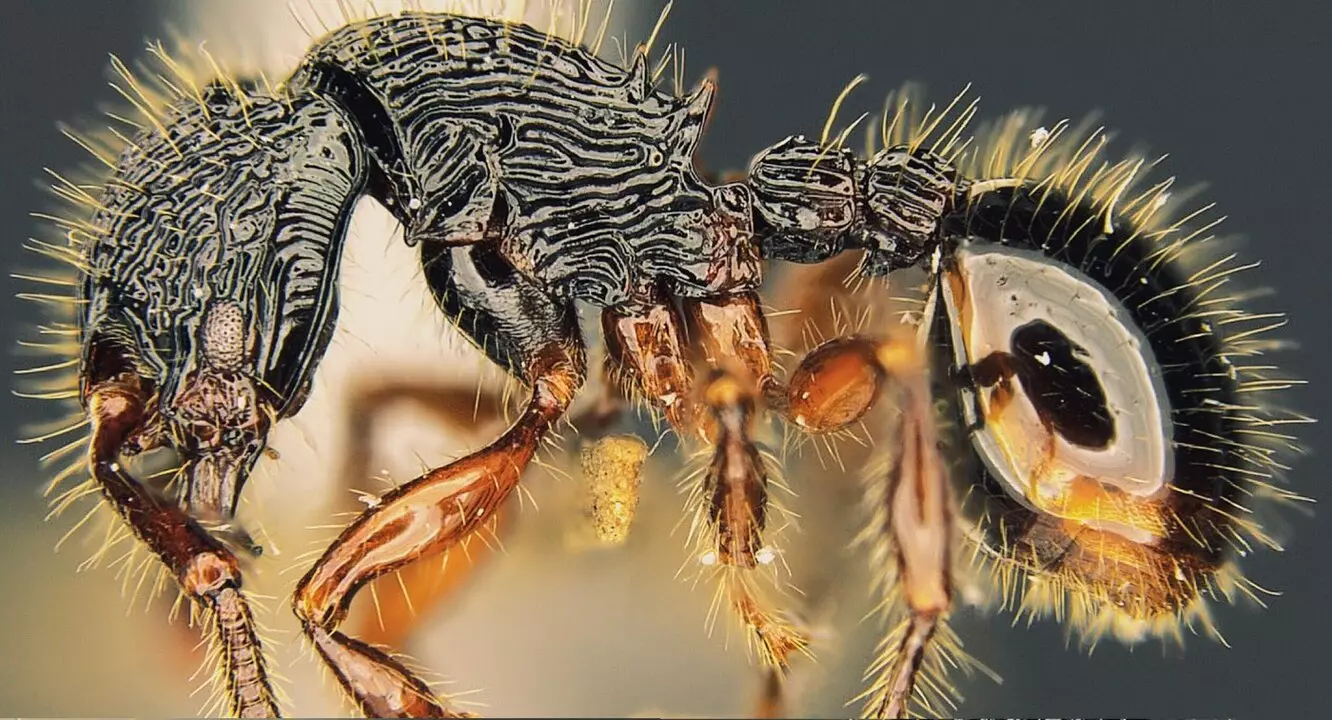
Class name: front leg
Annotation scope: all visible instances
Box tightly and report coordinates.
[294,242,586,718]
[86,364,279,718]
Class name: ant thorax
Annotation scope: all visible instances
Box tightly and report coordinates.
[288,14,759,306]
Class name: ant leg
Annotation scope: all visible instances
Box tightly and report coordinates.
[602,291,699,434]
[294,349,583,717]
[339,380,510,503]
[569,287,709,439]
[604,290,787,434]
[605,291,811,710]
[86,367,279,717]
[293,242,586,718]
[780,333,953,719]
[690,370,810,708]
[681,291,786,409]
[675,292,819,715]
[682,292,956,716]
[337,378,510,648]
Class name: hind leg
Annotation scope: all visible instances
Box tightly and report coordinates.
[672,288,954,718]
[776,329,954,719]
[604,290,812,713]
[293,243,585,717]
[684,296,815,715]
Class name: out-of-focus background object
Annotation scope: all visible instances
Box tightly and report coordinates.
[2,1,1329,718]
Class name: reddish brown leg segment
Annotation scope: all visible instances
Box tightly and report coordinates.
[676,289,954,716]
[700,372,771,569]
[602,295,697,433]
[688,370,810,716]
[872,337,952,719]
[339,379,509,501]
[669,294,815,714]
[783,334,952,718]
[680,293,957,717]
[606,291,788,438]
[293,348,584,718]
[682,292,781,405]
[88,377,279,718]
[336,378,510,648]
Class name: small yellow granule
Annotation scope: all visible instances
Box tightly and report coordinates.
[580,434,648,546]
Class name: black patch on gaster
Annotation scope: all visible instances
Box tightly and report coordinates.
[1010,319,1115,449]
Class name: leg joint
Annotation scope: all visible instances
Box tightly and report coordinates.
[180,549,242,600]
[291,577,335,630]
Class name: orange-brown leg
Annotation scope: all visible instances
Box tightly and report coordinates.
[601,292,699,434]
[693,370,810,667]
[682,291,785,411]
[603,290,786,437]
[292,345,584,718]
[672,295,813,715]
[336,378,511,648]
[338,379,510,501]
[781,333,953,719]
[681,291,955,717]
[86,371,279,717]
[616,290,913,715]
[604,290,812,713]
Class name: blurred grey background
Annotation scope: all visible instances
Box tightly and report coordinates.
[2,1,1329,718]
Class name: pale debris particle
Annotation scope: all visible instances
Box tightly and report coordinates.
[1029,126,1050,148]
[579,434,648,547]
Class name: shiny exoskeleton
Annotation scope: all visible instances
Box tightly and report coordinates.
[61,10,1297,720]
[85,14,754,520]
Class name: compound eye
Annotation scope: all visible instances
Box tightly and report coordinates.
[940,242,1174,543]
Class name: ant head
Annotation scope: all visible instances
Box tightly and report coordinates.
[77,81,366,519]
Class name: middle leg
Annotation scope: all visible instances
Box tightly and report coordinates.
[337,377,510,649]
[293,243,586,718]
